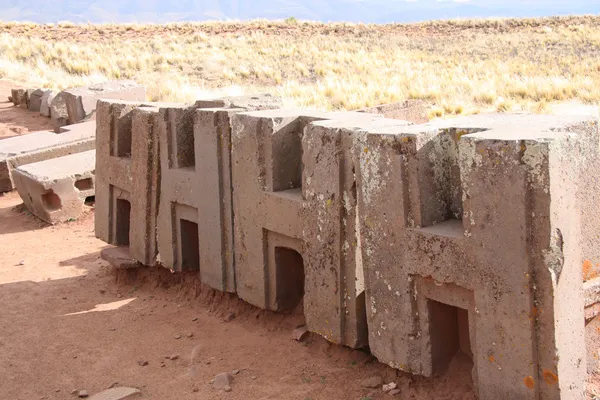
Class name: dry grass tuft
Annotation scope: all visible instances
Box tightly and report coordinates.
[1,16,599,116]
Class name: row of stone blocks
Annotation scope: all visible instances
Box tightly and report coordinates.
[95,96,599,399]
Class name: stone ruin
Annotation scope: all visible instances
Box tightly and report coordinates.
[86,96,599,399]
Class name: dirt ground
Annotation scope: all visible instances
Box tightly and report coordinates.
[0,82,595,400]
[0,80,54,138]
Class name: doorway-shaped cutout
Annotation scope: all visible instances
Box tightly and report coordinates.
[180,219,199,271]
[275,247,304,312]
[42,190,61,211]
[74,178,93,191]
[428,299,471,374]
[115,198,131,245]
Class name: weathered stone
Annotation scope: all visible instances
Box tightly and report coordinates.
[231,109,379,350]
[12,150,95,224]
[88,387,141,400]
[78,390,89,398]
[10,89,26,106]
[357,99,428,123]
[213,372,233,390]
[23,89,35,109]
[28,89,46,112]
[50,92,69,132]
[360,376,383,388]
[0,121,95,193]
[292,326,309,342]
[382,382,397,392]
[156,96,281,290]
[100,246,141,269]
[62,80,146,125]
[40,90,56,117]
[356,113,596,399]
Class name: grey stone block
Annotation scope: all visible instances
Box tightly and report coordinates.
[12,150,95,224]
[0,121,96,192]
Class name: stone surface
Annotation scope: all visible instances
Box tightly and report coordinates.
[62,80,146,125]
[360,376,383,388]
[28,89,46,112]
[0,121,96,192]
[213,372,232,390]
[357,99,428,123]
[156,96,281,291]
[78,390,89,398]
[100,247,141,270]
[231,108,380,348]
[88,387,141,400]
[355,113,595,399]
[24,89,35,109]
[383,382,397,392]
[12,150,95,224]
[10,88,26,106]
[292,325,309,342]
[50,92,69,132]
[40,90,57,117]
[94,100,166,266]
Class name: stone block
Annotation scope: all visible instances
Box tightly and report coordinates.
[50,92,69,132]
[100,247,142,270]
[94,100,165,266]
[28,89,47,112]
[0,121,96,192]
[10,88,26,106]
[356,113,595,399]
[23,88,35,109]
[40,90,56,117]
[302,117,409,348]
[230,109,380,348]
[62,80,146,125]
[12,150,95,224]
[156,95,282,291]
[357,99,429,123]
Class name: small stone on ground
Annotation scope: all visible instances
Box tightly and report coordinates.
[360,376,383,388]
[213,372,233,390]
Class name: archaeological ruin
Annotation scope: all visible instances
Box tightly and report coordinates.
[5,79,599,399]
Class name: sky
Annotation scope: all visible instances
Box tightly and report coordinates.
[0,0,597,24]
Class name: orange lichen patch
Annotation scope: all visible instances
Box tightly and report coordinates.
[531,307,538,318]
[488,355,495,362]
[363,147,369,153]
[524,376,535,389]
[543,370,558,385]
[583,259,599,281]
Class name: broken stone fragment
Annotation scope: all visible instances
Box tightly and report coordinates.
[292,325,309,342]
[213,372,233,390]
[360,376,383,388]
[88,387,141,400]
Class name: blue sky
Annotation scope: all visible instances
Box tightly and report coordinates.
[0,0,597,24]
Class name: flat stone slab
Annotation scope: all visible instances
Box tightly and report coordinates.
[62,80,146,125]
[100,247,142,270]
[88,387,141,400]
[12,150,95,224]
[0,120,95,192]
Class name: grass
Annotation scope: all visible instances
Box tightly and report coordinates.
[0,16,599,116]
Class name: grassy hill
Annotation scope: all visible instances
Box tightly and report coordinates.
[1,16,599,117]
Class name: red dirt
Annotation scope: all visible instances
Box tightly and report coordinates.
[0,81,594,400]
[0,80,54,139]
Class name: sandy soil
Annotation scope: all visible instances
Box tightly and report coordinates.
[0,82,595,400]
[0,195,476,400]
